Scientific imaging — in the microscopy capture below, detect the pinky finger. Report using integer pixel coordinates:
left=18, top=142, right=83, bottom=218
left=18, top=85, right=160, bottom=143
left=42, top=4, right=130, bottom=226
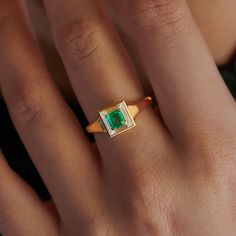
left=0, top=151, right=59, bottom=236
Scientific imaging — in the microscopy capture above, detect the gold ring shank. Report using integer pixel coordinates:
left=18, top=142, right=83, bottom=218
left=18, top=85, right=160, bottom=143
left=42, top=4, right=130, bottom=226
left=86, top=97, right=152, bottom=135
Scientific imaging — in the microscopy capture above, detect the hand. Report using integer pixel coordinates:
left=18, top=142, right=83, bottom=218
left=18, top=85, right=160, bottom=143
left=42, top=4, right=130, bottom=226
left=1, top=0, right=236, bottom=235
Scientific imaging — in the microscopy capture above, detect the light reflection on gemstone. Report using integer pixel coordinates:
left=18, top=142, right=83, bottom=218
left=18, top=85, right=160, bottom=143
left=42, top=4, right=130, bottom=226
left=99, top=101, right=136, bottom=137
left=106, top=110, right=126, bottom=130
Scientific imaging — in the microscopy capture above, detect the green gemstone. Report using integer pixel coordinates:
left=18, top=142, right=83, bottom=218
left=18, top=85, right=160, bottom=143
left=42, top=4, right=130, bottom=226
left=107, top=110, right=126, bottom=130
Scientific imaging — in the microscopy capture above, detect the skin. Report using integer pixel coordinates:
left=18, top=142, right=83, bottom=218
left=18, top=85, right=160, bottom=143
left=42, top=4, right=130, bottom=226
left=104, top=0, right=236, bottom=65
left=186, top=0, right=236, bottom=65
left=0, top=0, right=236, bottom=235
left=26, top=0, right=236, bottom=99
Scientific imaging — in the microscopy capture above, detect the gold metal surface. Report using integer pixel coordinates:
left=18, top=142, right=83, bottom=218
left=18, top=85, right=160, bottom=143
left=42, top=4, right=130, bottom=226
left=86, top=97, right=152, bottom=137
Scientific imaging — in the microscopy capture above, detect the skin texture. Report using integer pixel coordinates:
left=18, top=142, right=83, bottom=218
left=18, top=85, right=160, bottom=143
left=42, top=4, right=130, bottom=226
left=26, top=0, right=236, bottom=99
left=105, top=0, right=236, bottom=65
left=0, top=0, right=236, bottom=235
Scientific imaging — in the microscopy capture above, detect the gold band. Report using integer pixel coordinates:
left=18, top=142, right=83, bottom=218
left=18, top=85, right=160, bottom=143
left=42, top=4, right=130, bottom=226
left=86, top=97, right=152, bottom=137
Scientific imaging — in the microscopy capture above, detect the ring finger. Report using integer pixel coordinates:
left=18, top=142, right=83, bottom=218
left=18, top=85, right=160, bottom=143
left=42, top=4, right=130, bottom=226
left=42, top=0, right=170, bottom=170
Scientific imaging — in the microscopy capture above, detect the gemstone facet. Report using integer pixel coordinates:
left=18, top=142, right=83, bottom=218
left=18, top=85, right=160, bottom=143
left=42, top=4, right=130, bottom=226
left=107, top=110, right=126, bottom=130
left=99, top=101, right=136, bottom=137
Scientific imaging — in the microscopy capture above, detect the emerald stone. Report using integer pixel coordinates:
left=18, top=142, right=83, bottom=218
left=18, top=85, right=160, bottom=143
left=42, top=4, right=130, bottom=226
left=107, top=110, right=126, bottom=130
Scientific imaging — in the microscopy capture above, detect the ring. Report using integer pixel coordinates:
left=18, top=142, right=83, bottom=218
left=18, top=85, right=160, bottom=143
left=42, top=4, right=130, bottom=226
left=86, top=97, right=152, bottom=138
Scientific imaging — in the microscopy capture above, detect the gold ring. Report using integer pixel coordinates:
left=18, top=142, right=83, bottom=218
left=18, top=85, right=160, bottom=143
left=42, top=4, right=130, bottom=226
left=86, top=97, right=152, bottom=138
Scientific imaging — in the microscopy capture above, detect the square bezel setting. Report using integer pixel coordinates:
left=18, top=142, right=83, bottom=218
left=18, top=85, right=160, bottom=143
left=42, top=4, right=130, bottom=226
left=99, top=101, right=136, bottom=137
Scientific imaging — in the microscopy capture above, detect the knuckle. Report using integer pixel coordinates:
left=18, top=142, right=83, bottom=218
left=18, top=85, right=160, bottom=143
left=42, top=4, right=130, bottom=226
left=85, top=222, right=111, bottom=236
left=9, top=86, right=45, bottom=125
left=125, top=171, right=175, bottom=234
left=131, top=0, right=188, bottom=46
left=185, top=138, right=236, bottom=182
left=58, top=17, right=105, bottom=64
left=132, top=0, right=185, bottom=28
left=128, top=163, right=171, bottom=207
left=70, top=216, right=111, bottom=236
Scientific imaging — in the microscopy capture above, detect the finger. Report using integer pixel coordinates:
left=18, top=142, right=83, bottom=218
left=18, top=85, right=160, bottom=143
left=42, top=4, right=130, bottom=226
left=43, top=0, right=144, bottom=120
left=0, top=0, right=100, bottom=217
left=42, top=0, right=171, bottom=167
left=124, top=0, right=236, bottom=145
left=0, top=152, right=59, bottom=236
